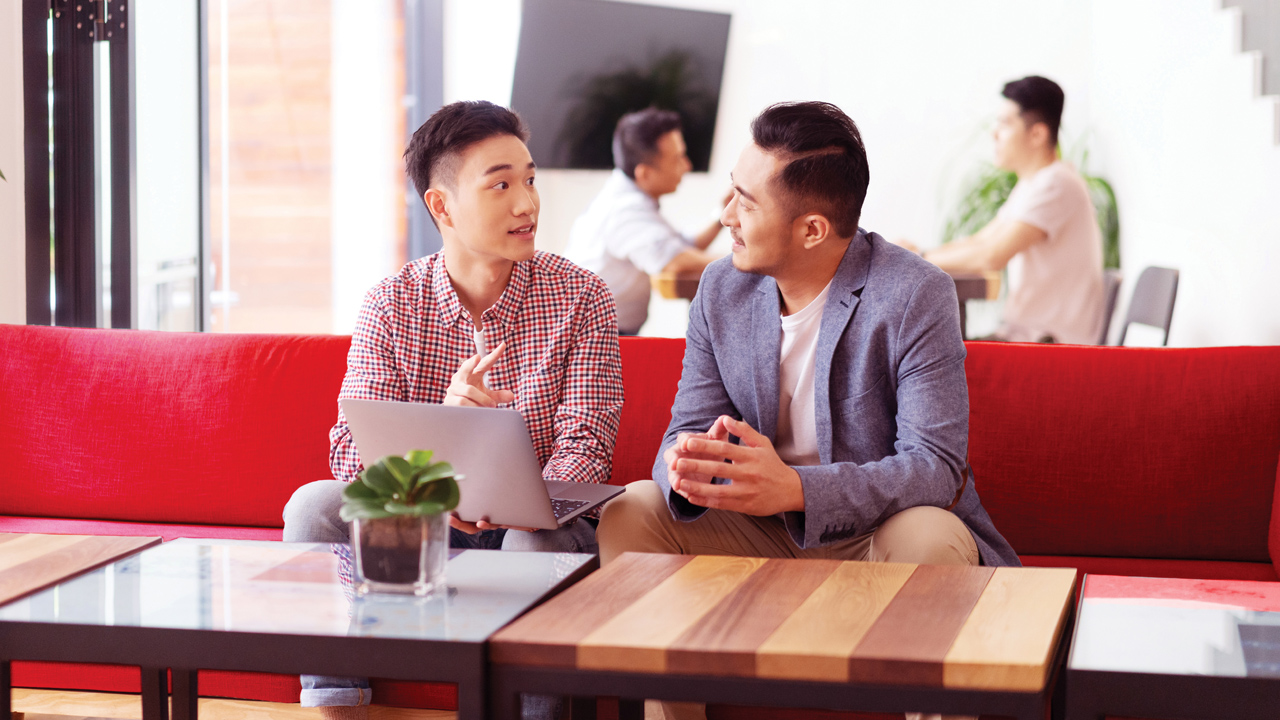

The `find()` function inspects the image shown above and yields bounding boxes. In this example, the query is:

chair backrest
[1098,269,1123,345]
[1117,266,1179,346]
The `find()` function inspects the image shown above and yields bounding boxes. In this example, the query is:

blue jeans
[284,480,598,715]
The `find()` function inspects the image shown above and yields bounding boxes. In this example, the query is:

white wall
[1089,0,1280,346]
[445,0,1096,336]
[0,0,25,325]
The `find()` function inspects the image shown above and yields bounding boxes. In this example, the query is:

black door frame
[24,0,135,329]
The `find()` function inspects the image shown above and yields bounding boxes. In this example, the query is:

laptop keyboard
[551,498,590,519]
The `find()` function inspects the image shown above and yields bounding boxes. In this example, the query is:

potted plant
[339,450,461,596]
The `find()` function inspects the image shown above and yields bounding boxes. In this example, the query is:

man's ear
[794,213,833,250]
[1029,122,1052,150]
[632,164,655,192]
[424,188,452,229]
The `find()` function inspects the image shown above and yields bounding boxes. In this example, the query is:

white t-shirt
[563,169,693,334]
[774,282,832,467]
[996,161,1104,345]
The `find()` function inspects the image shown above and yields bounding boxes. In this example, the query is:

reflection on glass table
[1065,574,1280,720]
[0,538,594,642]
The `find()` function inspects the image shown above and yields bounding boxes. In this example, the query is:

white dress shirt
[564,169,693,334]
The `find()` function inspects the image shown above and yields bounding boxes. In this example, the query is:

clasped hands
[665,415,805,516]
[442,341,537,534]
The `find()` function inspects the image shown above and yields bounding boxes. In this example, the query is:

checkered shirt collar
[428,251,532,331]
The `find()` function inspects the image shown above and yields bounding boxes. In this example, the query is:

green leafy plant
[339,450,461,521]
[940,146,1120,269]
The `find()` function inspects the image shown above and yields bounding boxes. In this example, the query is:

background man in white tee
[897,75,1104,345]
[564,108,726,334]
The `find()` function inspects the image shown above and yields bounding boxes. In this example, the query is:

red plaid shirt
[329,250,624,486]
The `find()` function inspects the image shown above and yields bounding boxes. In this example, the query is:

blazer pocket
[834,372,888,412]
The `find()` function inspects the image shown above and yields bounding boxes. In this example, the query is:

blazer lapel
[814,233,873,463]
[751,278,782,441]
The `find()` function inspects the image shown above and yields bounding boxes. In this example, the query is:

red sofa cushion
[0,325,349,528]
[612,337,685,486]
[966,343,1280,563]
[0,516,282,542]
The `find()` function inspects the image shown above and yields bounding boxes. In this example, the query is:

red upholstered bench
[3,324,1279,716]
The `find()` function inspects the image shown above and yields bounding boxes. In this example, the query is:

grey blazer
[652,230,1019,567]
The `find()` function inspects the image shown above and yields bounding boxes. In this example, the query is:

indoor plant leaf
[361,464,400,496]
[342,481,379,500]
[415,476,460,512]
[405,449,434,469]
[382,456,414,490]
[412,461,457,486]
[339,498,393,522]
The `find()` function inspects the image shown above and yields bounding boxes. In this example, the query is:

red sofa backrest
[0,325,350,528]
[613,337,685,486]
[967,342,1280,563]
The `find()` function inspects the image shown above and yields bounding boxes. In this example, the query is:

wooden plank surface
[666,558,842,677]
[489,552,1074,692]
[577,555,766,673]
[489,553,692,667]
[754,561,916,682]
[0,534,162,605]
[849,564,995,686]
[943,567,1077,690]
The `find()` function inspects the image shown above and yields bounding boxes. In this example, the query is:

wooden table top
[652,271,1002,303]
[0,533,161,606]
[491,553,1077,692]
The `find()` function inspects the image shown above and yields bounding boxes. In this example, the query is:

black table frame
[492,598,1076,720]
[0,554,597,720]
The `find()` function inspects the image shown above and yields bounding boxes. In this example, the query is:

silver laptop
[339,398,624,530]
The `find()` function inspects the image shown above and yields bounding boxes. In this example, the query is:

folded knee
[871,505,978,566]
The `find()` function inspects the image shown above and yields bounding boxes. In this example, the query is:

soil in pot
[358,515,426,584]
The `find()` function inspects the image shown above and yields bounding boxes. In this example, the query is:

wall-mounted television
[511,0,732,172]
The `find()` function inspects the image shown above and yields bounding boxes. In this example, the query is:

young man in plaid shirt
[282,101,624,719]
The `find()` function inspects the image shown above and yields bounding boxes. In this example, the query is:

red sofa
[2,323,1279,714]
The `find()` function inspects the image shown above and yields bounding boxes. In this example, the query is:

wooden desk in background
[652,270,1002,338]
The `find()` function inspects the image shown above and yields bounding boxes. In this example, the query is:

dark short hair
[611,108,683,180]
[404,100,529,206]
[1002,76,1064,146]
[749,101,870,239]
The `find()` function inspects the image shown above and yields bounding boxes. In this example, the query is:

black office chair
[1098,269,1123,345]
[1116,266,1179,346]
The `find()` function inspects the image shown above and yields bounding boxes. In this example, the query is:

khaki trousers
[596,480,980,720]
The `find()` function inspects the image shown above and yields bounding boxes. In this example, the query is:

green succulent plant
[339,450,461,521]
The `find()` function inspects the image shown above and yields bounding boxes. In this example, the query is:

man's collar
[430,252,532,330]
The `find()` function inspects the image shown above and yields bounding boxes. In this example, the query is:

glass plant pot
[351,513,448,596]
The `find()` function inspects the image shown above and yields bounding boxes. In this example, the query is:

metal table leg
[0,661,11,719]
[171,669,198,720]
[140,667,169,720]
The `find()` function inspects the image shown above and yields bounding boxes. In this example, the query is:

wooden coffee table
[1067,574,1280,720]
[489,552,1077,719]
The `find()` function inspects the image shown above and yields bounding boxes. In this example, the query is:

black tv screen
[511,0,732,172]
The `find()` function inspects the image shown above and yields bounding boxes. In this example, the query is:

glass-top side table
[0,538,596,720]
[1066,573,1280,720]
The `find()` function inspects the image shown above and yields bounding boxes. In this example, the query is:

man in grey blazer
[598,101,1018,574]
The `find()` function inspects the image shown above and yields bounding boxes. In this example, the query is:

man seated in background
[597,101,1017,720]
[283,100,623,720]
[897,75,1103,344]
[564,107,727,335]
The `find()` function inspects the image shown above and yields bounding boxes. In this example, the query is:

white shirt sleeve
[606,206,693,276]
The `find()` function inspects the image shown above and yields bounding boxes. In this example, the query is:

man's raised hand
[444,341,515,408]
[669,415,805,516]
